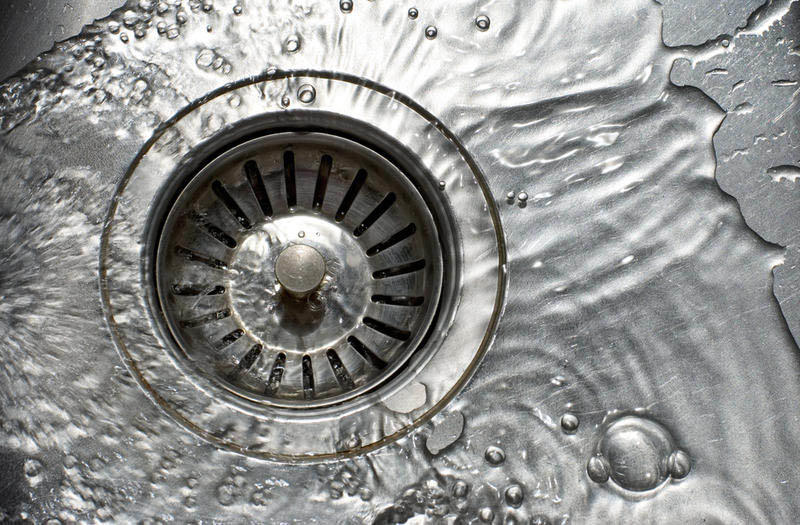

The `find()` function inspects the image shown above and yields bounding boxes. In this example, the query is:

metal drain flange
[101,73,505,460]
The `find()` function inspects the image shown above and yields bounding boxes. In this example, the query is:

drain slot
[211,180,252,229]
[335,168,367,222]
[244,160,273,217]
[313,154,332,210]
[283,150,297,207]
[366,223,416,256]
[347,336,387,370]
[354,192,396,237]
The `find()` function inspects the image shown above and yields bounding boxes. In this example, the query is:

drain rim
[100,72,506,460]
[153,132,447,409]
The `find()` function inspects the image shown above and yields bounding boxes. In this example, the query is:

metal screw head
[275,244,326,296]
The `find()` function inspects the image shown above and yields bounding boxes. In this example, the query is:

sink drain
[101,72,505,460]
[155,133,446,408]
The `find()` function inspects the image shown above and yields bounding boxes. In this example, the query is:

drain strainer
[101,73,505,460]
[156,133,445,407]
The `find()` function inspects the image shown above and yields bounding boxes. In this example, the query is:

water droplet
[280,95,291,108]
[476,14,491,31]
[233,5,242,15]
[134,27,147,39]
[586,454,611,483]
[478,507,494,523]
[506,191,516,203]
[425,26,438,39]
[504,484,524,508]
[206,25,213,32]
[297,84,316,104]
[196,49,215,68]
[453,480,469,498]
[667,449,691,479]
[408,7,419,19]
[156,21,167,34]
[530,516,552,525]
[156,2,169,15]
[202,0,214,12]
[120,33,129,43]
[176,10,188,24]
[517,191,528,203]
[108,21,121,33]
[285,36,301,53]
[561,413,579,433]
[166,24,180,39]
[587,415,689,491]
[722,39,730,47]
[340,0,353,13]
[139,0,155,10]
[298,231,306,238]
[438,180,446,190]
[484,445,505,465]
[123,10,139,27]
[359,487,373,501]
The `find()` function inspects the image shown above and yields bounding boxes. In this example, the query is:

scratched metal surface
[0,0,798,523]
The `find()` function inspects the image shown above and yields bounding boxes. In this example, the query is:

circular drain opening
[155,132,447,408]
[102,73,504,459]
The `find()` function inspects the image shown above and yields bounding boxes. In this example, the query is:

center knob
[274,244,326,297]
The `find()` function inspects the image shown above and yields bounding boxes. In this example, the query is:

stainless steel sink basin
[1,0,798,522]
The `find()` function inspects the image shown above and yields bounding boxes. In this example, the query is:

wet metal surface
[0,0,799,522]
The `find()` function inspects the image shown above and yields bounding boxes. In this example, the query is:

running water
[0,0,798,522]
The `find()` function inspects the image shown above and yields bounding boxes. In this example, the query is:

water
[0,0,798,522]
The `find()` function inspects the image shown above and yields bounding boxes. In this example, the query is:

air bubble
[453,480,469,498]
[667,450,691,479]
[504,484,523,507]
[297,84,316,104]
[484,445,505,465]
[408,7,419,19]
[196,49,214,68]
[586,454,611,483]
[425,26,438,39]
[340,0,353,13]
[286,36,301,53]
[587,415,690,491]
[476,14,491,31]
[561,413,579,433]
